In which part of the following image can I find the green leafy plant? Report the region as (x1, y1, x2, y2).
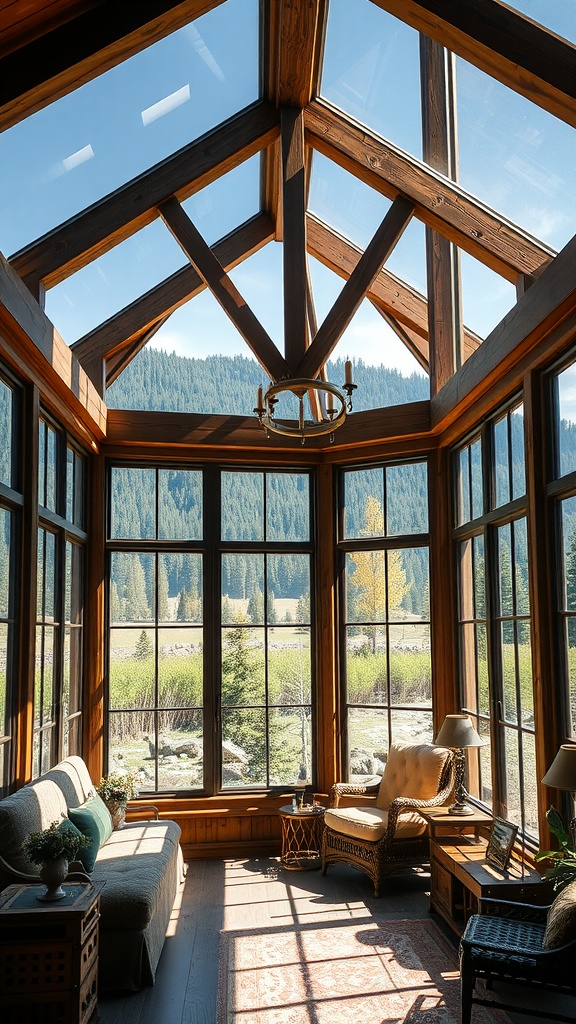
(96, 769, 139, 803)
(535, 805, 576, 891)
(22, 820, 91, 865)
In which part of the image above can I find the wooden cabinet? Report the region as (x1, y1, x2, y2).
(0, 881, 103, 1024)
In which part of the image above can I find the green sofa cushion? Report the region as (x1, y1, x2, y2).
(68, 793, 113, 871)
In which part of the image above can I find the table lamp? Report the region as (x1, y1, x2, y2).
(435, 713, 484, 815)
(542, 743, 576, 845)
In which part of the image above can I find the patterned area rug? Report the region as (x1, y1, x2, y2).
(217, 917, 507, 1024)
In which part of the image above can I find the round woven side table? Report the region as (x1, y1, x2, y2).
(279, 805, 325, 870)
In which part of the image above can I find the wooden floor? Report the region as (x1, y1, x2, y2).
(97, 857, 574, 1024)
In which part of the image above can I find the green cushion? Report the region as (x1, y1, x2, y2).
(68, 794, 113, 872)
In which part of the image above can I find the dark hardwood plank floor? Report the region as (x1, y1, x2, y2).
(96, 858, 574, 1024)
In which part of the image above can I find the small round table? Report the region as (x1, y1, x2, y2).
(279, 805, 325, 870)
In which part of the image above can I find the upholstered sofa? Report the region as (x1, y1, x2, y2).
(0, 755, 184, 992)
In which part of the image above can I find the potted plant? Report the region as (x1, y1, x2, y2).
(535, 805, 576, 891)
(22, 819, 91, 902)
(97, 769, 139, 830)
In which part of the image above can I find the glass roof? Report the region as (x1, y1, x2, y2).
(320, 0, 422, 160)
(0, 0, 259, 256)
(455, 57, 576, 251)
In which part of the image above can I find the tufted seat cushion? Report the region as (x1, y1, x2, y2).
(375, 742, 449, 809)
(324, 805, 427, 842)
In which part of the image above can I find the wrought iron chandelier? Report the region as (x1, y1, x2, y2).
(254, 361, 357, 444)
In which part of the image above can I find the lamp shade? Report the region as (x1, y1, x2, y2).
(435, 714, 484, 749)
(542, 744, 576, 791)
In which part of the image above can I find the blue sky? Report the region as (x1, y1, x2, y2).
(1, 0, 575, 385)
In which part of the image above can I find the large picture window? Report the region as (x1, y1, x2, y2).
(33, 415, 86, 777)
(454, 400, 538, 838)
(106, 464, 314, 794)
(339, 460, 430, 780)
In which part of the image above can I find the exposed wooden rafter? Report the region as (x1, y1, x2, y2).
(10, 101, 280, 296)
(281, 107, 308, 370)
(159, 197, 289, 382)
(305, 101, 555, 283)
(0, 1, 225, 131)
(372, 0, 576, 130)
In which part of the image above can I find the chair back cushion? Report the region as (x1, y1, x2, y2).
(376, 742, 450, 810)
(543, 880, 576, 949)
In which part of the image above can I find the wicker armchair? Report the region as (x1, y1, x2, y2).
(321, 741, 454, 896)
(460, 894, 576, 1023)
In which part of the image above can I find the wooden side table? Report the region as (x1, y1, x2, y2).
(279, 805, 325, 870)
(0, 881, 104, 1024)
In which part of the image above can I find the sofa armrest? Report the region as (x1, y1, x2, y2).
(125, 801, 160, 820)
(0, 850, 39, 884)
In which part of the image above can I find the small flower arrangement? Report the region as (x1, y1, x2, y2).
(96, 769, 139, 804)
(22, 820, 91, 865)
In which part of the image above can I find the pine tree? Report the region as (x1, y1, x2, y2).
(134, 630, 153, 660)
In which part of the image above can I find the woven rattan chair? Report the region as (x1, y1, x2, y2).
(460, 895, 576, 1023)
(321, 741, 454, 896)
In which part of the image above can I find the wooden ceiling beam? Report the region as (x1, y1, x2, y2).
(297, 196, 414, 379)
(159, 197, 289, 382)
(271, 0, 327, 108)
(71, 213, 274, 366)
(11, 100, 279, 293)
(0, 1, 225, 130)
(281, 108, 308, 370)
(305, 100, 554, 282)
(371, 0, 576, 129)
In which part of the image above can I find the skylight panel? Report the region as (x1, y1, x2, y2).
(456, 57, 576, 252)
(0, 0, 259, 256)
(505, 1, 576, 44)
(320, 0, 422, 160)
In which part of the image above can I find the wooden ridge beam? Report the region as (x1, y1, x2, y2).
(11, 101, 280, 292)
(298, 196, 415, 379)
(0, 1, 225, 130)
(372, 0, 576, 129)
(159, 197, 289, 383)
(305, 100, 554, 282)
(272, 0, 327, 108)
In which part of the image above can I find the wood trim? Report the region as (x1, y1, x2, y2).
(523, 368, 564, 844)
(371, 0, 576, 129)
(83, 451, 106, 781)
(159, 197, 290, 383)
(428, 446, 459, 731)
(15, 384, 39, 785)
(297, 197, 415, 379)
(0, 253, 106, 443)
(315, 462, 338, 792)
(11, 101, 280, 290)
(0, 1, 226, 130)
(305, 100, 553, 282)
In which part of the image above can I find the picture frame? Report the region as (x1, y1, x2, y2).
(486, 816, 518, 870)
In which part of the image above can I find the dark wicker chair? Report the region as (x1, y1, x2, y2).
(321, 741, 455, 896)
(460, 896, 576, 1023)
